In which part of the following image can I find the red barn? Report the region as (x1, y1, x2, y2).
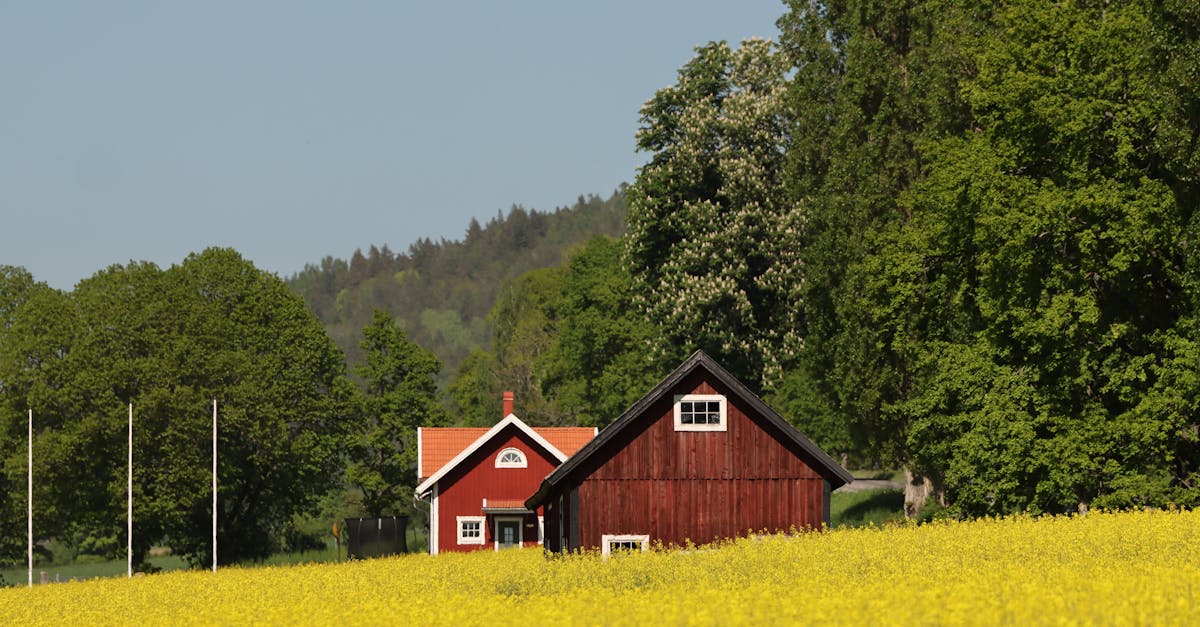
(526, 351, 853, 555)
(414, 394, 595, 555)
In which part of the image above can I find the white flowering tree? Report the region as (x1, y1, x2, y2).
(626, 38, 800, 389)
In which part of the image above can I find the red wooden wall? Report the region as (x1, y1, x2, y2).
(576, 372, 828, 550)
(435, 426, 554, 553)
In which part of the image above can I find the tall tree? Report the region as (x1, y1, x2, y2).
(778, 0, 981, 510)
(625, 38, 801, 389)
(540, 237, 656, 426)
(348, 309, 447, 517)
(894, 0, 1200, 515)
(0, 266, 60, 563)
(777, 0, 1200, 516)
(0, 250, 356, 566)
(483, 267, 567, 425)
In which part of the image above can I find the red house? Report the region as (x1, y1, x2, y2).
(526, 351, 853, 555)
(414, 394, 595, 555)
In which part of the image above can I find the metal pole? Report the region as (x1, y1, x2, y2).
(27, 408, 32, 588)
(212, 399, 217, 573)
(128, 403, 133, 578)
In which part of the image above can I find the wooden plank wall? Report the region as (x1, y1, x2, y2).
(435, 427, 556, 553)
(577, 373, 828, 549)
(579, 478, 825, 547)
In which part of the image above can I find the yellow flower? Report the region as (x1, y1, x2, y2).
(1, 509, 1197, 625)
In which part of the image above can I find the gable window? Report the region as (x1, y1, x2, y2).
(601, 534, 649, 558)
(457, 516, 485, 545)
(495, 447, 527, 468)
(673, 394, 727, 431)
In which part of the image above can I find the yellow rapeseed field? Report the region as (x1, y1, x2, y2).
(2, 509, 1197, 625)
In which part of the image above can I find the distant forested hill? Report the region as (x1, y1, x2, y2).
(286, 188, 627, 381)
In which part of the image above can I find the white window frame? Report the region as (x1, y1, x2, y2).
(537, 516, 544, 545)
(495, 447, 528, 468)
(673, 394, 727, 432)
(493, 516, 524, 550)
(601, 534, 650, 558)
(456, 516, 485, 545)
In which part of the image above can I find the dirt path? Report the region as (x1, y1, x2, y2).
(835, 479, 903, 493)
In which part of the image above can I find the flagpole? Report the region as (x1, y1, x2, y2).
(27, 408, 32, 588)
(212, 399, 217, 573)
(127, 403, 133, 578)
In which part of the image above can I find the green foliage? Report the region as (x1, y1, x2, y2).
(451, 237, 656, 427)
(542, 238, 657, 426)
(75, 532, 120, 562)
(895, 0, 1200, 515)
(0, 250, 356, 567)
(448, 349, 501, 426)
(453, 266, 567, 425)
(768, 0, 1200, 516)
(766, 364, 853, 464)
(778, 0, 981, 472)
(626, 39, 801, 390)
(0, 266, 49, 563)
(829, 489, 905, 528)
(288, 190, 628, 391)
(347, 309, 447, 516)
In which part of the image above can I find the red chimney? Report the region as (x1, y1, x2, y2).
(502, 391, 514, 417)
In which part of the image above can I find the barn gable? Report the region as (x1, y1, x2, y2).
(526, 351, 853, 553)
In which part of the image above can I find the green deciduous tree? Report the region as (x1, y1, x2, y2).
(776, 0, 1199, 516)
(893, 0, 1200, 515)
(0, 266, 54, 563)
(452, 267, 567, 426)
(0, 250, 356, 566)
(348, 309, 447, 516)
(540, 237, 657, 426)
(778, 0, 983, 509)
(626, 38, 801, 389)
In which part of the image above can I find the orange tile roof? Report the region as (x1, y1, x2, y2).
(418, 425, 597, 480)
(533, 427, 597, 457)
(419, 428, 488, 480)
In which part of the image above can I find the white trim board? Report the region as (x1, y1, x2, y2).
(430, 483, 439, 555)
(456, 516, 486, 545)
(601, 534, 650, 558)
(495, 447, 528, 468)
(414, 414, 567, 497)
(493, 516, 524, 550)
(673, 394, 727, 432)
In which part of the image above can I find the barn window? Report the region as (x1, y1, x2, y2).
(495, 447, 527, 468)
(673, 394, 727, 431)
(601, 534, 649, 557)
(457, 516, 485, 545)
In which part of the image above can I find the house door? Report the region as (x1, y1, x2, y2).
(495, 518, 522, 550)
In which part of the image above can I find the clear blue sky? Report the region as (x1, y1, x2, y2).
(1, 1, 786, 291)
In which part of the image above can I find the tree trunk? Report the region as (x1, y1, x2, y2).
(903, 466, 935, 518)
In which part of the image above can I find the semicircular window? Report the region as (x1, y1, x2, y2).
(495, 447, 527, 468)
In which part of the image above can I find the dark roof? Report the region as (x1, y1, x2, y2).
(526, 350, 854, 509)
